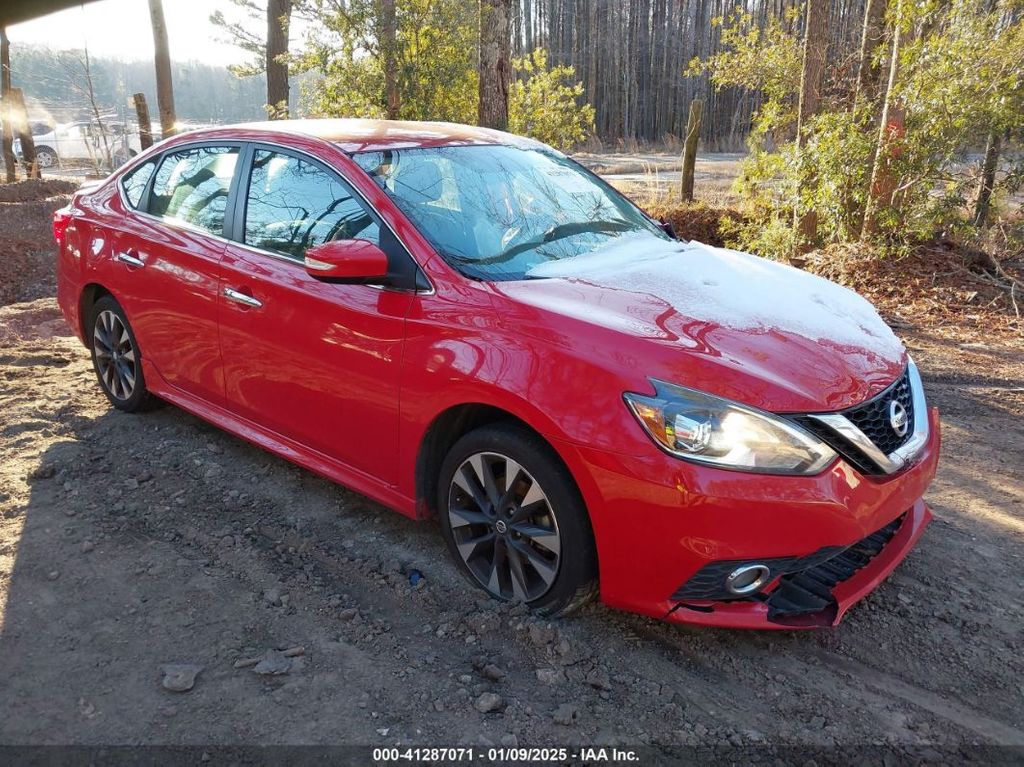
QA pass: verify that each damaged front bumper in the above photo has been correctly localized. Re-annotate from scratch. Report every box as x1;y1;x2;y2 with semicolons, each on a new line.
664;499;932;629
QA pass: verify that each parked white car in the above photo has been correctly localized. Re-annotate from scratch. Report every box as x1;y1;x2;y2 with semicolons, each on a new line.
15;121;141;169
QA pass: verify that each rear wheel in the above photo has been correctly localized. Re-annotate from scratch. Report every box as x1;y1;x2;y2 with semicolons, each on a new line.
89;295;155;412
438;423;598;617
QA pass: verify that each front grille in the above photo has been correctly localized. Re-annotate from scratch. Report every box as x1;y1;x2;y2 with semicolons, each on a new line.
765;513;904;623
843;370;914;455
791;367;915;475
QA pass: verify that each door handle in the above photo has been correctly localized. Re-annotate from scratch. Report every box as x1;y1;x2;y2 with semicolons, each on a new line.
224;287;263;309
114;250;145;268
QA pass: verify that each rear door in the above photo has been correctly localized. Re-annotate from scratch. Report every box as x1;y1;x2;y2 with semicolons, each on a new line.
106;143;243;405
217;144;415;484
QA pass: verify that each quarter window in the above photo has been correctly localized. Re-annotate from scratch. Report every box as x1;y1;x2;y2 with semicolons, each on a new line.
121;160;156;209
243;149;379;261
149;145;239;235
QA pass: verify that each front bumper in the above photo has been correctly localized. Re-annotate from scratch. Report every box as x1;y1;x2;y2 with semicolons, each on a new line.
554;407;941;629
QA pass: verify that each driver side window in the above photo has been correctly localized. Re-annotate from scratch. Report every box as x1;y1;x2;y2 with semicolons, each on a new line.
244;149;380;262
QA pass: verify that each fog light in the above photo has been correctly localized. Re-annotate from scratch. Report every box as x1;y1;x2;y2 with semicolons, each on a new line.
725;564;771;595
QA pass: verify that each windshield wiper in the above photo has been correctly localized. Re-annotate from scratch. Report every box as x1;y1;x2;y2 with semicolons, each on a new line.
470;219;635;266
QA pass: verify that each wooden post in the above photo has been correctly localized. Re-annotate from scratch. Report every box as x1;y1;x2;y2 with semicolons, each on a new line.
1;25;15;182
679;98;703;202
133;92;153;150
148;0;177;139
9;87;39;179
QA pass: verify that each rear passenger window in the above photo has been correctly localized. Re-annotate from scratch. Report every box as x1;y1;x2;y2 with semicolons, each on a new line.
121;160;156;208
149;145;239;235
244;149;379;261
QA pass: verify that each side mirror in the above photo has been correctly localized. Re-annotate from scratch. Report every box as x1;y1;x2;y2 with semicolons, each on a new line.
304;239;389;284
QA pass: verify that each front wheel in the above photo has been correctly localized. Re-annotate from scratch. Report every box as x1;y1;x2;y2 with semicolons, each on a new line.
438;423;598;617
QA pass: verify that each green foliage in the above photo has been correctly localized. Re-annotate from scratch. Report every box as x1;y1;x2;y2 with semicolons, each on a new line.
508;49;595;150
685;8;802;144
690;0;1024;255
295;0;478;123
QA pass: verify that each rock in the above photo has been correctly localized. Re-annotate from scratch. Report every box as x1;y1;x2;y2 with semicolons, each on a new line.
339;607;360;622
482;664;506;682
31;464;57;480
585;668;611;690
160;663;202;692
47;570;60;581
123;477;139;491
536;668;564;685
527;624;555;647
253;650;292;675
474;692;504;713
81;540;95;553
553;703;580;726
501;734;519;747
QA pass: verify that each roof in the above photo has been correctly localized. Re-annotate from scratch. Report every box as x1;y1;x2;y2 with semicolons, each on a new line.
2;0;103;26
218;119;543;153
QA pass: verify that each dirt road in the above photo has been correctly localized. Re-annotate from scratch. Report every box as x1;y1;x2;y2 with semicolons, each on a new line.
1;188;1023;758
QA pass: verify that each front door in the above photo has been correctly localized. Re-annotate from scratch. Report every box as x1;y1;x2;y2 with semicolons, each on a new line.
218;146;414;484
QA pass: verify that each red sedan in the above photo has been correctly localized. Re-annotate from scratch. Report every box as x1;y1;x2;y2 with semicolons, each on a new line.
52;120;939;629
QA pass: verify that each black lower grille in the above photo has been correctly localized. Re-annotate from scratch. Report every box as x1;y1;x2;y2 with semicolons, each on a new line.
669;513;907;623
765;513;904;623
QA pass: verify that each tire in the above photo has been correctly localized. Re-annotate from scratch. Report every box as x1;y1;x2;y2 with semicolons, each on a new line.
88;295;156;412
34;146;58;169
438;422;598;617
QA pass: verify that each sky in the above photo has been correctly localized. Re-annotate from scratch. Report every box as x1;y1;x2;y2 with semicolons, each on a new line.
7;0;273;66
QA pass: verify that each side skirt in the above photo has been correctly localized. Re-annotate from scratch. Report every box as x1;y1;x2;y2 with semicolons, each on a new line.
141;359;418;519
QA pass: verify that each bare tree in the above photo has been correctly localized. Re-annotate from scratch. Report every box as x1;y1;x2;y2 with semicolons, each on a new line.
266;0;292;118
856;0;889;102
148;0;177;138
862;0;906;239
794;0;828;250
479;0;512;130
1;25;15;182
380;0;399;119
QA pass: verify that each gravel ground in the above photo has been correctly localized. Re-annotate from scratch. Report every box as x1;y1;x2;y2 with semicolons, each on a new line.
0;187;1022;759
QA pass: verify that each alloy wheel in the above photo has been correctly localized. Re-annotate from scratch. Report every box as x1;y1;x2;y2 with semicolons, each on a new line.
447;452;561;602
93;309;137;401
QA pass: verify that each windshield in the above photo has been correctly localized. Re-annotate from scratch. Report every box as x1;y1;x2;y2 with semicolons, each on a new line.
352;145;669;281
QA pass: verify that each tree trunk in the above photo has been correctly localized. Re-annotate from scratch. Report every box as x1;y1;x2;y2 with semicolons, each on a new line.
973;129;1002;227
794;0;828;251
9;88;39;179
380;0;399;119
478;0;512;130
680;98;703;202
266;0;292;118
856;0;888;102
1;25;15;182
861;0;905;240
133;92;153;151
148;0;177;139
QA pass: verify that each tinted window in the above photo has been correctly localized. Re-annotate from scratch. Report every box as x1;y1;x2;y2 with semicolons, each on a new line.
149;145;239;235
121;160;156;208
244;149;379;261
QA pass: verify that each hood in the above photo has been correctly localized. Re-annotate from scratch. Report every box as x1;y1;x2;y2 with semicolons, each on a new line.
493;234;906;413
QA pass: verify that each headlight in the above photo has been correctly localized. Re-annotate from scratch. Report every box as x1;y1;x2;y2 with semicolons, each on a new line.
623;379;837;475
